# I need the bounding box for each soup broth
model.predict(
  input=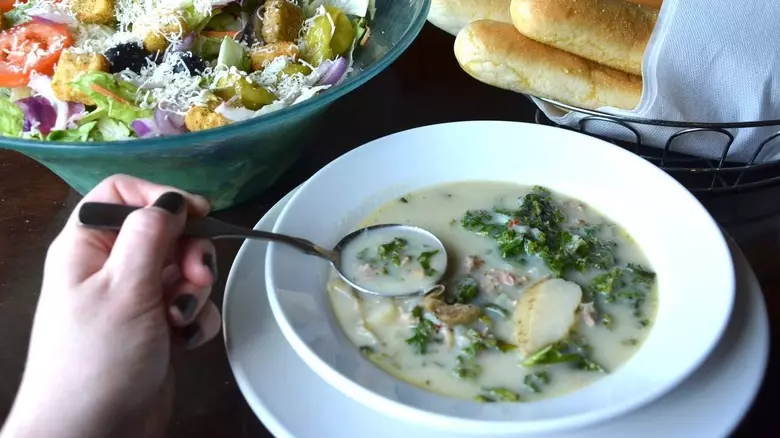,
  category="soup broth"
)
[327,181,658,402]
